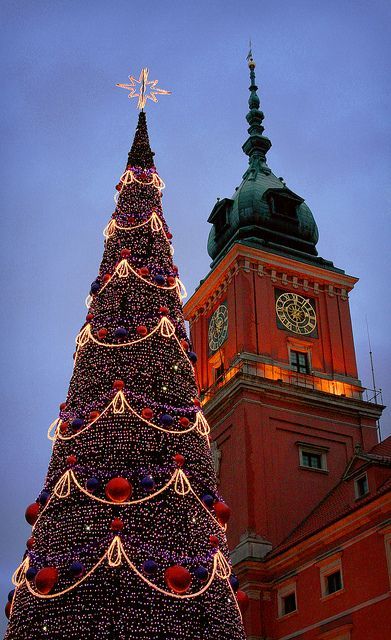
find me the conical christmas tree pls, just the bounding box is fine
[4,92,247,639]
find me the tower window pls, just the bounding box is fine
[290,350,310,374]
[268,192,299,219]
[277,583,298,618]
[297,442,328,472]
[319,558,344,599]
[326,570,343,595]
[302,451,322,469]
[355,473,369,499]
[282,592,296,615]
[214,209,228,234]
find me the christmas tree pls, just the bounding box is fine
[4,70,247,639]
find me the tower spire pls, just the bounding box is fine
[242,49,271,168]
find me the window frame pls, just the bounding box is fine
[277,581,298,619]
[354,472,369,499]
[297,441,329,473]
[319,557,344,600]
[290,349,310,374]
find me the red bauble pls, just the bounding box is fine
[164,565,192,594]
[140,266,149,276]
[115,183,122,191]
[141,407,154,420]
[110,517,124,531]
[26,536,35,550]
[167,276,175,286]
[120,248,131,258]
[86,313,94,322]
[5,602,11,619]
[179,417,190,427]
[159,306,169,315]
[236,590,250,612]
[113,379,124,390]
[59,402,67,411]
[209,535,219,548]
[193,398,201,407]
[60,421,69,434]
[35,567,59,595]
[25,502,39,525]
[180,339,189,351]
[97,328,108,339]
[103,274,111,283]
[173,453,185,467]
[89,411,100,421]
[105,477,132,503]
[166,232,173,240]
[136,325,148,336]
[66,455,77,466]
[214,501,231,524]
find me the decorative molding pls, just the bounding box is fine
[231,530,273,565]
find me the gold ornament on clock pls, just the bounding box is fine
[275,292,316,335]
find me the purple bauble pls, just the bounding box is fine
[194,566,208,582]
[114,327,128,338]
[26,567,38,580]
[141,476,155,491]
[39,490,50,506]
[69,561,84,577]
[90,281,100,294]
[160,414,174,426]
[86,477,100,492]
[229,575,240,592]
[71,418,84,430]
[202,494,214,508]
[188,351,198,363]
[143,559,158,576]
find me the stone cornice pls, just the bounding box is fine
[203,371,384,425]
[184,243,358,320]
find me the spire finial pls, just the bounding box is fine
[242,48,271,167]
[116,67,171,110]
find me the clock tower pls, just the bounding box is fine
[183,53,384,635]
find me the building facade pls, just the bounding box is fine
[183,54,390,639]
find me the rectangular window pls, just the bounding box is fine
[302,451,322,469]
[355,473,369,498]
[290,350,310,374]
[297,443,328,472]
[326,570,342,594]
[277,583,298,618]
[282,592,297,615]
[319,557,344,599]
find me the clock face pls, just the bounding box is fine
[208,304,228,352]
[275,292,317,335]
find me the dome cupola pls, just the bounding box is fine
[207,51,320,266]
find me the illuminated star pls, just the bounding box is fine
[116,68,171,110]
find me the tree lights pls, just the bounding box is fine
[4,104,246,638]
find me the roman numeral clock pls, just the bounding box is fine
[275,291,317,336]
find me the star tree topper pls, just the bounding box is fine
[116,68,171,110]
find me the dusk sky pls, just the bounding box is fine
[0,0,390,630]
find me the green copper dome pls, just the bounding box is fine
[208,53,320,267]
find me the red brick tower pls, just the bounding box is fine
[183,52,385,637]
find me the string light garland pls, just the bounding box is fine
[48,390,210,443]
[4,92,246,639]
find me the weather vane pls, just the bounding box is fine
[116,68,171,110]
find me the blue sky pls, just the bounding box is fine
[0,0,390,630]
